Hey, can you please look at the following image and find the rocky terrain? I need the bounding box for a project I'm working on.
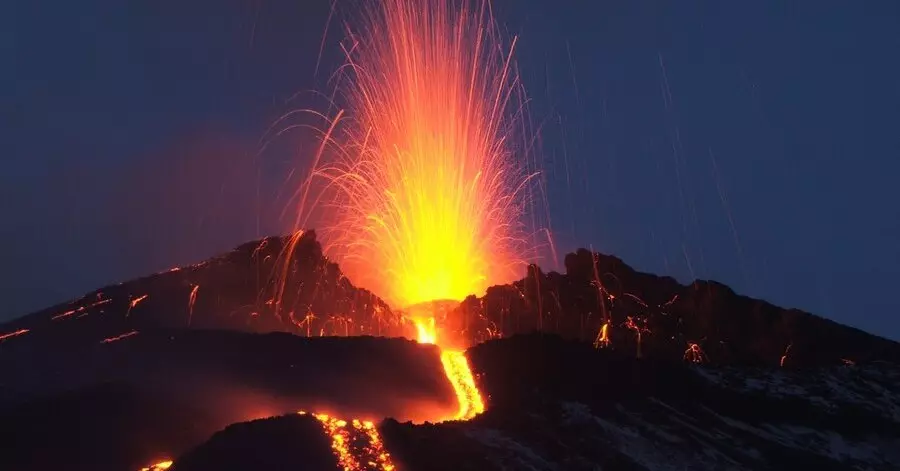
[1,232,898,470]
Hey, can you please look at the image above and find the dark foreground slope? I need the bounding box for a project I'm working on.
[0,334,456,471]
[2,234,899,470]
[177,335,900,471]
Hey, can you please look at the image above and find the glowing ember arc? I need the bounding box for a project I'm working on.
[294,0,542,309]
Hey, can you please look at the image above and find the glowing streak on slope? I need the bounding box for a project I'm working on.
[0,329,28,342]
[126,294,149,317]
[292,0,542,309]
[188,284,200,326]
[101,330,139,344]
[302,411,396,471]
[52,298,112,321]
[413,318,485,421]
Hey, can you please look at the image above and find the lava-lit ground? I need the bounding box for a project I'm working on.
[1,234,899,470]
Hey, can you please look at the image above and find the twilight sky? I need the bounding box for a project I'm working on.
[3,1,899,340]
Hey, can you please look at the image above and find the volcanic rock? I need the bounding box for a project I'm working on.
[2,234,899,470]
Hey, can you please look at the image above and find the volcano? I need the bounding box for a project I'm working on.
[1,232,898,470]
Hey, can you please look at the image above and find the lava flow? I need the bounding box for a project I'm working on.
[413,317,485,421]
[302,411,396,471]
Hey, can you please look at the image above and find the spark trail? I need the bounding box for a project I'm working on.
[289,0,542,309]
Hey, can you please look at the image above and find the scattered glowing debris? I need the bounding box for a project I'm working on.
[0,328,29,342]
[101,330,139,344]
[780,343,793,367]
[188,284,200,326]
[51,298,111,321]
[292,310,317,337]
[251,238,269,258]
[126,294,149,317]
[138,460,173,471]
[623,315,651,358]
[593,322,610,349]
[307,412,396,471]
[281,0,541,311]
[683,342,707,364]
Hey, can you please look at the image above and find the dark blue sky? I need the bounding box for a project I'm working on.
[4,1,899,340]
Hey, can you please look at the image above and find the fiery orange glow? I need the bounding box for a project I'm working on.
[291,0,541,309]
[593,322,610,349]
[305,411,396,471]
[413,318,485,421]
[138,459,173,471]
[683,342,707,364]
[126,294,149,317]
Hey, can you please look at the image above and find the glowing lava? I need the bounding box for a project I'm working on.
[138,460,173,471]
[301,411,396,471]
[293,0,540,309]
[413,318,485,421]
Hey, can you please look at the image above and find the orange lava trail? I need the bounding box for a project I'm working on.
[126,294,149,317]
[413,318,485,421]
[301,411,396,471]
[0,329,29,342]
[101,330,139,344]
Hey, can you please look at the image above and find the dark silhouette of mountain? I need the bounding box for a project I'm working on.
[0,231,402,352]
[1,233,898,470]
[447,250,900,367]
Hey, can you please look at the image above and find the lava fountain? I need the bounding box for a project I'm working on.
[280,0,540,430]
[291,0,541,309]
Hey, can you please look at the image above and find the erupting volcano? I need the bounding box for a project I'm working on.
[4,0,899,470]
[289,0,541,310]
[281,0,528,433]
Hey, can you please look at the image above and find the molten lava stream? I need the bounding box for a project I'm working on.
[300,411,396,471]
[414,318,485,422]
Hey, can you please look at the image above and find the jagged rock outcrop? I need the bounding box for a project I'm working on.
[0,232,402,353]
[2,234,899,470]
[450,249,900,367]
